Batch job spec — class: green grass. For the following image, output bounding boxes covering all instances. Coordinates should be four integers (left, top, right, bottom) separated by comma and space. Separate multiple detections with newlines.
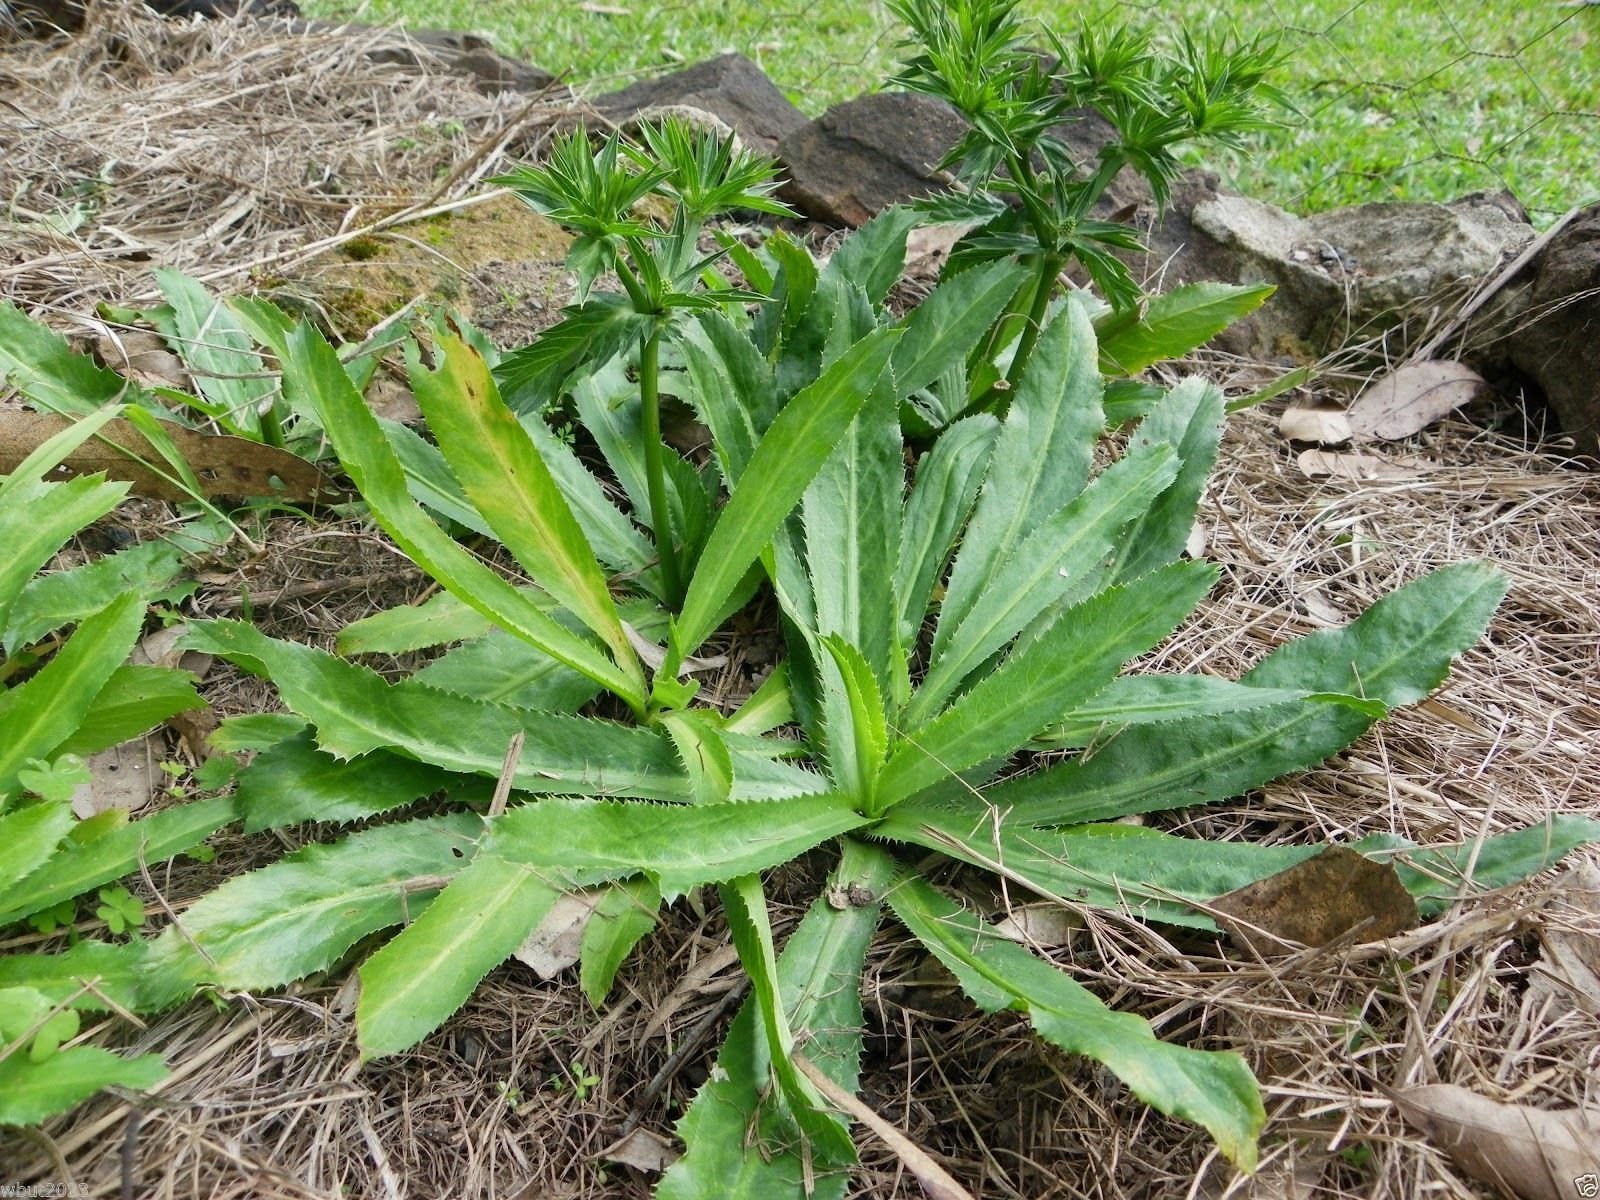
307, 0, 1599, 220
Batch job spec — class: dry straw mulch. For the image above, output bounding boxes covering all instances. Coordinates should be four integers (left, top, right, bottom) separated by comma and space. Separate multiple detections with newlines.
3, 7, 1599, 1200
0, 0, 569, 318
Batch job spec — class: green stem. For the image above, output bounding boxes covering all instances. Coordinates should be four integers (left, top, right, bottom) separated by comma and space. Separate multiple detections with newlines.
613, 253, 684, 607
1002, 252, 1064, 397
258, 402, 287, 450
613, 255, 653, 312
637, 327, 684, 606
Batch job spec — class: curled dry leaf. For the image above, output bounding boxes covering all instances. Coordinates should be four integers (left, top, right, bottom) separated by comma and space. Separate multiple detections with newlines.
992, 903, 1084, 949
366, 375, 423, 425
514, 890, 605, 979
1348, 360, 1487, 441
1390, 1083, 1600, 1200
904, 223, 976, 279
1278, 401, 1353, 446
621, 623, 727, 676
95, 329, 189, 393
135, 622, 212, 678
0, 411, 342, 503
1297, 449, 1425, 482
1212, 846, 1419, 954
1528, 862, 1600, 1018
600, 1127, 680, 1174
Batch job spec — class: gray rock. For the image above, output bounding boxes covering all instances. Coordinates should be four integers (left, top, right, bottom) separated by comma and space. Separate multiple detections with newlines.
1129, 188, 1534, 359
775, 91, 1135, 228
592, 53, 807, 157
1506, 204, 1600, 459
775, 92, 967, 227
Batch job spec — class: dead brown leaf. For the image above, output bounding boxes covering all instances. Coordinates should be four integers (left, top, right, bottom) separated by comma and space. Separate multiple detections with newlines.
514, 890, 605, 980
1348, 361, 1486, 441
0, 411, 342, 503
1213, 846, 1419, 954
1529, 862, 1600, 1018
904, 223, 975, 279
366, 375, 422, 424
992, 903, 1084, 949
72, 739, 157, 818
1278, 401, 1353, 446
1390, 1083, 1600, 1200
599, 1127, 680, 1174
96, 328, 189, 393
1297, 449, 1425, 482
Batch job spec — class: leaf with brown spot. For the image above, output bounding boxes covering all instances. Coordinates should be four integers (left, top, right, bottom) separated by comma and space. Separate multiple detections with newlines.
1390, 1083, 1600, 1200
1348, 361, 1486, 441
0, 411, 342, 503
1212, 846, 1418, 954
71, 740, 157, 819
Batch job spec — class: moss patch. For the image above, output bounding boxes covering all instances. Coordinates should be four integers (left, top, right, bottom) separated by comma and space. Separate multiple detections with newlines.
296, 195, 572, 336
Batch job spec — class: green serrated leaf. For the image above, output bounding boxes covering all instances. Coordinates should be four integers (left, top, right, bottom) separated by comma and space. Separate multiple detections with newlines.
0, 476, 129, 635
154, 268, 276, 438
883, 563, 1216, 805
721, 874, 855, 1165
337, 590, 494, 655
1096, 283, 1274, 377
0, 594, 145, 797
579, 876, 660, 1005
408, 326, 643, 696
485, 793, 867, 896
0, 1045, 167, 1126
821, 207, 922, 305
0, 301, 131, 418
0, 941, 151, 1013
1101, 377, 1224, 587
935, 303, 1103, 652
234, 730, 461, 833
894, 412, 998, 645
909, 441, 1180, 726
802, 368, 902, 697
888, 875, 1263, 1168
358, 851, 560, 1058
281, 321, 645, 709
882, 812, 1318, 929
185, 619, 686, 799
0, 799, 74, 894
1357, 816, 1600, 916
988, 562, 1509, 827
891, 258, 1030, 417
1038, 675, 1385, 748
818, 636, 889, 811
661, 839, 894, 1200
6, 538, 188, 653
491, 295, 647, 411
660, 710, 736, 805
676, 327, 901, 657
415, 630, 603, 714
54, 665, 204, 760
146, 812, 483, 1001
0, 796, 236, 928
